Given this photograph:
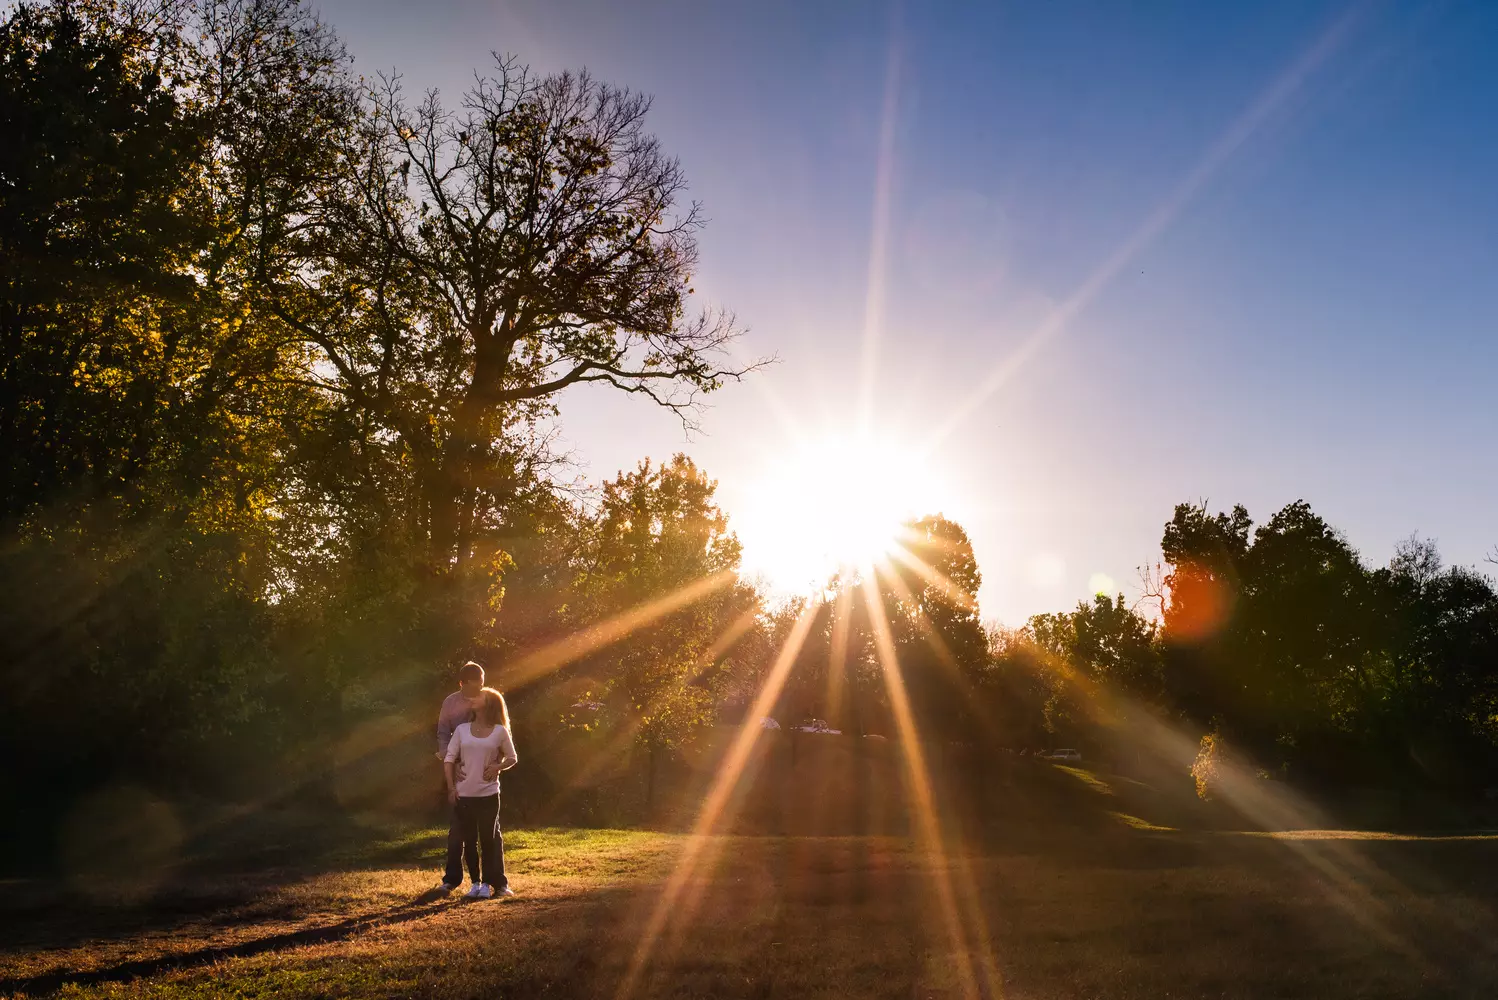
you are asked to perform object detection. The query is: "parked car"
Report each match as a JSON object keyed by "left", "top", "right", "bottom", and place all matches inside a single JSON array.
[
  {"left": 792, "top": 718, "right": 841, "bottom": 735},
  {"left": 1042, "top": 749, "right": 1082, "bottom": 761}
]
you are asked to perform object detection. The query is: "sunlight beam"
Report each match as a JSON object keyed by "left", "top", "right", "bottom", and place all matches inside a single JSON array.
[
  {"left": 856, "top": 0, "right": 904, "bottom": 431},
  {"left": 861, "top": 576, "right": 987, "bottom": 1000},
  {"left": 864, "top": 566, "right": 1007, "bottom": 995},
  {"left": 923, "top": 3, "right": 1363, "bottom": 453},
  {"left": 720, "top": 337, "right": 808, "bottom": 448},
  {"left": 495, "top": 571, "right": 737, "bottom": 692},
  {"left": 884, "top": 538, "right": 981, "bottom": 615},
  {"left": 1018, "top": 641, "right": 1442, "bottom": 973},
  {"left": 542, "top": 606, "right": 767, "bottom": 815},
  {"left": 615, "top": 601, "right": 821, "bottom": 1000},
  {"left": 874, "top": 555, "right": 1003, "bottom": 745},
  {"left": 825, "top": 582, "right": 854, "bottom": 730}
]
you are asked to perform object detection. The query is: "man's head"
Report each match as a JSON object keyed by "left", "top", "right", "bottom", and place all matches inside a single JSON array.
[{"left": 457, "top": 661, "right": 485, "bottom": 698}]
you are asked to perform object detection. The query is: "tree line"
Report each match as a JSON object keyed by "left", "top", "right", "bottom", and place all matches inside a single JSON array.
[
  {"left": 3, "top": 1, "right": 1494, "bottom": 820},
  {"left": 765, "top": 503, "right": 1498, "bottom": 798}
]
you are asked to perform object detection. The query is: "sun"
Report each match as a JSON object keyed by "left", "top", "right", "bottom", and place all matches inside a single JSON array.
[{"left": 735, "top": 427, "right": 952, "bottom": 593}]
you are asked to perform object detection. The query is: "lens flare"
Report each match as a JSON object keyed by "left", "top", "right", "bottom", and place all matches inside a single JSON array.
[
  {"left": 861, "top": 575, "right": 987, "bottom": 1000},
  {"left": 615, "top": 602, "right": 821, "bottom": 1000}
]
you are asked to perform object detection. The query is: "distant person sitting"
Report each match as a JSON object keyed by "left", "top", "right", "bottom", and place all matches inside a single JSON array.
[
  {"left": 435, "top": 661, "right": 485, "bottom": 892},
  {"left": 443, "top": 687, "right": 518, "bottom": 898}
]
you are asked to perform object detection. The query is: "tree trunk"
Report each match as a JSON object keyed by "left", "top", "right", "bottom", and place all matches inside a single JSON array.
[{"left": 428, "top": 328, "right": 507, "bottom": 568}]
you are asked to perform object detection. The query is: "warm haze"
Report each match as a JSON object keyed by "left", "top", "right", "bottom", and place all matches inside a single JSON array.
[{"left": 4, "top": 1, "right": 1498, "bottom": 998}]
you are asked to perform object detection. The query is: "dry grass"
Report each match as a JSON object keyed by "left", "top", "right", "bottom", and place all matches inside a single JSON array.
[{"left": 6, "top": 759, "right": 1498, "bottom": 998}]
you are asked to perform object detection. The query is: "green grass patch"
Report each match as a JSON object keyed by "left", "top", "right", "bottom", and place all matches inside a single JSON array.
[
  {"left": 1052, "top": 764, "right": 1115, "bottom": 796},
  {"left": 504, "top": 826, "right": 681, "bottom": 879},
  {"left": 1107, "top": 810, "right": 1176, "bottom": 832}
]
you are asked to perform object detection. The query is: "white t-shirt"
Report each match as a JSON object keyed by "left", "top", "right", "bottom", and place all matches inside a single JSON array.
[{"left": 445, "top": 722, "right": 518, "bottom": 797}]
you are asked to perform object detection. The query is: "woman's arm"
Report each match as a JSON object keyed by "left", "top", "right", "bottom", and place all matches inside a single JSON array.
[
  {"left": 482, "top": 728, "right": 518, "bottom": 782},
  {"left": 445, "top": 731, "right": 467, "bottom": 783},
  {"left": 496, "top": 726, "right": 518, "bottom": 772}
]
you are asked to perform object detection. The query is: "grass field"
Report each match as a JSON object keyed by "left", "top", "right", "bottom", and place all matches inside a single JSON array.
[{"left": 5, "top": 754, "right": 1498, "bottom": 998}]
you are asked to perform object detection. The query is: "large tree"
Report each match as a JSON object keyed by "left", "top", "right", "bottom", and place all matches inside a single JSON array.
[
  {"left": 0, "top": 0, "right": 356, "bottom": 788},
  {"left": 277, "top": 61, "right": 764, "bottom": 577}
]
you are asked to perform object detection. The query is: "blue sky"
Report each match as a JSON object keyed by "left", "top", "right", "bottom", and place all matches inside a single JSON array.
[{"left": 316, "top": 0, "right": 1498, "bottom": 623}]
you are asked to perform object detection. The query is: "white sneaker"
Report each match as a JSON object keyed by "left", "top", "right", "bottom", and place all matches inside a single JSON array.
[
  {"left": 436, "top": 881, "right": 459, "bottom": 894},
  {"left": 495, "top": 884, "right": 515, "bottom": 898},
  {"left": 466, "top": 883, "right": 493, "bottom": 899}
]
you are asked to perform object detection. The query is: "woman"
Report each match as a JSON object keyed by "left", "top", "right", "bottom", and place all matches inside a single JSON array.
[{"left": 442, "top": 687, "right": 518, "bottom": 898}]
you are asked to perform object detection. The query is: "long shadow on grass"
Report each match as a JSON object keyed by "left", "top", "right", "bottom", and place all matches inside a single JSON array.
[
  {"left": 0, "top": 888, "right": 484, "bottom": 996},
  {"left": 0, "top": 819, "right": 450, "bottom": 958}
]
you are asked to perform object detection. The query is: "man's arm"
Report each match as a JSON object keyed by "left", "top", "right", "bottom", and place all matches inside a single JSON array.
[{"left": 436, "top": 696, "right": 455, "bottom": 760}]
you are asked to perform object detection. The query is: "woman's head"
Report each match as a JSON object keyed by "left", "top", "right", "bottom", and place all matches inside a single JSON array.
[{"left": 476, "top": 687, "right": 510, "bottom": 729}]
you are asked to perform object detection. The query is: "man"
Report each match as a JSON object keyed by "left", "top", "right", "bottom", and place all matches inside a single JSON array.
[{"left": 436, "top": 661, "right": 485, "bottom": 892}]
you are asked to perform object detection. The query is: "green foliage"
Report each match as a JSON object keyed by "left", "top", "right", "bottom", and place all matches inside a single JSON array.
[
  {"left": 1189, "top": 728, "right": 1225, "bottom": 801},
  {"left": 567, "top": 455, "right": 765, "bottom": 753},
  {"left": 1158, "top": 500, "right": 1498, "bottom": 785},
  {"left": 883, "top": 515, "right": 990, "bottom": 739},
  {"left": 1024, "top": 593, "right": 1163, "bottom": 741},
  {"left": 0, "top": 0, "right": 337, "bottom": 791}
]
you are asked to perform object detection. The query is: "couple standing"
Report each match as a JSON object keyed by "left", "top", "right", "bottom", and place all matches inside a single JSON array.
[{"left": 435, "top": 661, "right": 517, "bottom": 899}]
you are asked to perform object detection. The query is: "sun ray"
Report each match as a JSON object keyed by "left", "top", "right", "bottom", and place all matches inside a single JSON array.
[
  {"left": 494, "top": 570, "right": 737, "bottom": 692},
  {"left": 867, "top": 560, "right": 1008, "bottom": 995},
  {"left": 1018, "top": 640, "right": 1443, "bottom": 973},
  {"left": 720, "top": 337, "right": 808, "bottom": 449},
  {"left": 542, "top": 606, "right": 767, "bottom": 815},
  {"left": 874, "top": 554, "right": 1002, "bottom": 744},
  {"left": 824, "top": 581, "right": 854, "bottom": 729},
  {"left": 884, "top": 537, "right": 981, "bottom": 615},
  {"left": 860, "top": 575, "right": 985, "bottom": 1000},
  {"left": 856, "top": 0, "right": 904, "bottom": 432},
  {"left": 615, "top": 601, "right": 821, "bottom": 1000},
  {"left": 1119, "top": 707, "right": 1435, "bottom": 968},
  {"left": 922, "top": 4, "right": 1362, "bottom": 454}
]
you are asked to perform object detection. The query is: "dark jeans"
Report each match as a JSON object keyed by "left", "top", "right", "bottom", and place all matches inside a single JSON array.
[
  {"left": 444, "top": 796, "right": 464, "bottom": 886},
  {"left": 448, "top": 794, "right": 506, "bottom": 887}
]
